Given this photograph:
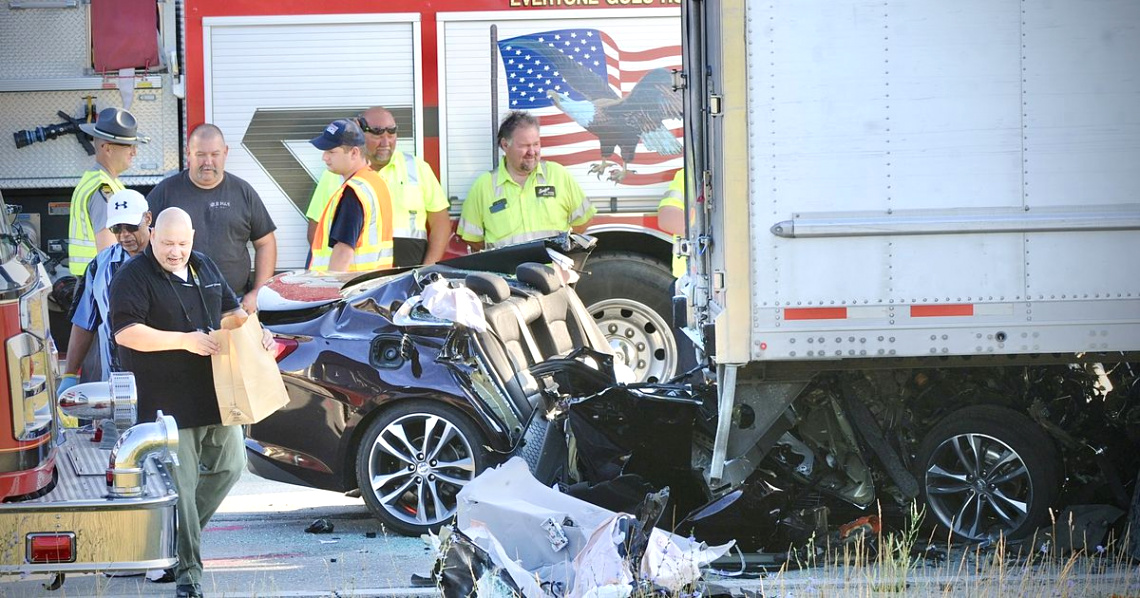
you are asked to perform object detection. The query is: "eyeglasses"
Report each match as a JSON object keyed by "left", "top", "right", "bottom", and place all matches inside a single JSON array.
[
  {"left": 110, "top": 223, "right": 140, "bottom": 234},
  {"left": 360, "top": 123, "right": 398, "bottom": 136}
]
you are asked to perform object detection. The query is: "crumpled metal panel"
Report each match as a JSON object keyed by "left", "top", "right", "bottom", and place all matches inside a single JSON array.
[
  {"left": 0, "top": 4, "right": 90, "bottom": 80},
  {"left": 0, "top": 89, "right": 179, "bottom": 188}
]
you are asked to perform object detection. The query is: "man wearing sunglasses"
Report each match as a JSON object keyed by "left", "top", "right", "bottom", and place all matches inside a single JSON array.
[
  {"left": 68, "top": 107, "right": 146, "bottom": 276},
  {"left": 305, "top": 106, "right": 450, "bottom": 267},
  {"left": 58, "top": 189, "right": 152, "bottom": 395}
]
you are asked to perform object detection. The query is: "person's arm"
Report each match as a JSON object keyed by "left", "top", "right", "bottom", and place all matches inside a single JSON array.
[
  {"left": 244, "top": 231, "right": 277, "bottom": 313},
  {"left": 571, "top": 222, "right": 591, "bottom": 234},
  {"left": 328, "top": 243, "right": 355, "bottom": 272},
  {"left": 423, "top": 209, "right": 451, "bottom": 265},
  {"left": 307, "top": 219, "right": 319, "bottom": 246},
  {"left": 466, "top": 240, "right": 485, "bottom": 252},
  {"left": 95, "top": 228, "right": 116, "bottom": 251},
  {"left": 62, "top": 325, "right": 95, "bottom": 376},
  {"left": 657, "top": 205, "right": 685, "bottom": 236},
  {"left": 457, "top": 176, "right": 487, "bottom": 252},
  {"left": 563, "top": 168, "right": 595, "bottom": 234},
  {"left": 116, "top": 323, "right": 220, "bottom": 356}
]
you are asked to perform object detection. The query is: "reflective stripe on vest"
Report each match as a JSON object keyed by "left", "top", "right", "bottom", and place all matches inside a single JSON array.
[
  {"left": 309, "top": 168, "right": 394, "bottom": 272},
  {"left": 386, "top": 152, "right": 428, "bottom": 240},
  {"left": 484, "top": 164, "right": 560, "bottom": 249},
  {"left": 68, "top": 169, "right": 124, "bottom": 275}
]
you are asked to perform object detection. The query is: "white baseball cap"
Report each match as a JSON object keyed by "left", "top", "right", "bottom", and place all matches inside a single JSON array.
[{"left": 106, "top": 189, "right": 149, "bottom": 228}]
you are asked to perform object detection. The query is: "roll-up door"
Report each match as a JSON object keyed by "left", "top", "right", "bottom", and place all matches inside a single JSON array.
[{"left": 204, "top": 15, "right": 420, "bottom": 269}]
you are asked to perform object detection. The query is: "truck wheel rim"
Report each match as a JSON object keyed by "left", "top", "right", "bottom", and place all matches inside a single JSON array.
[
  {"left": 365, "top": 412, "right": 476, "bottom": 527},
  {"left": 588, "top": 298, "right": 677, "bottom": 383},
  {"left": 924, "top": 432, "right": 1032, "bottom": 541}
]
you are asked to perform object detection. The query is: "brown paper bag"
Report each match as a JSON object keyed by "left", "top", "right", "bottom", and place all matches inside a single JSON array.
[{"left": 210, "top": 312, "right": 289, "bottom": 425}]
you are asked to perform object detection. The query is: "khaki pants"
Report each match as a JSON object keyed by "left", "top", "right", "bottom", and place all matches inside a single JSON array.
[{"left": 171, "top": 424, "right": 246, "bottom": 585}]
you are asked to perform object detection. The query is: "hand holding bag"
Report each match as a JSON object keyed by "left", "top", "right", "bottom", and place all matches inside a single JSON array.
[{"left": 209, "top": 312, "right": 289, "bottom": 425}]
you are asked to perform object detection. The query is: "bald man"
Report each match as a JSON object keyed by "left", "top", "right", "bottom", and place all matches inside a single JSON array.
[{"left": 109, "top": 207, "right": 272, "bottom": 598}]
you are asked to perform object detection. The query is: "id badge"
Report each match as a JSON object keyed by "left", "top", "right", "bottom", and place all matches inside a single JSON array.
[
  {"left": 535, "top": 185, "right": 556, "bottom": 198},
  {"left": 490, "top": 198, "right": 508, "bottom": 213}
]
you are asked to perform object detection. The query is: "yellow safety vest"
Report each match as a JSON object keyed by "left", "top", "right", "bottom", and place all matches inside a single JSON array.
[
  {"left": 381, "top": 150, "right": 429, "bottom": 240},
  {"left": 458, "top": 160, "right": 593, "bottom": 249},
  {"left": 309, "top": 168, "right": 394, "bottom": 272},
  {"left": 658, "top": 169, "right": 686, "bottom": 278},
  {"left": 69, "top": 168, "right": 124, "bottom": 275}
]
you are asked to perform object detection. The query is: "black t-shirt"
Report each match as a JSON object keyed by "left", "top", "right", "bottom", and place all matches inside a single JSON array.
[
  {"left": 109, "top": 246, "right": 239, "bottom": 429},
  {"left": 147, "top": 171, "right": 276, "bottom": 294},
  {"left": 328, "top": 186, "right": 365, "bottom": 249}
]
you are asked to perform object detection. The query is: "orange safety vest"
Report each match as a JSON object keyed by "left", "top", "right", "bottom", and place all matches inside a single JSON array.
[{"left": 309, "top": 168, "right": 394, "bottom": 272}]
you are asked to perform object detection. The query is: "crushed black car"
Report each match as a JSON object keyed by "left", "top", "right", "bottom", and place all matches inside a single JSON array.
[{"left": 247, "top": 235, "right": 1140, "bottom": 553}]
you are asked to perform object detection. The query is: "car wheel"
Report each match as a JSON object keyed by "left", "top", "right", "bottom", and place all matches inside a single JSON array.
[
  {"left": 575, "top": 251, "right": 683, "bottom": 383},
  {"left": 355, "top": 401, "right": 491, "bottom": 536},
  {"left": 915, "top": 405, "right": 1060, "bottom": 542}
]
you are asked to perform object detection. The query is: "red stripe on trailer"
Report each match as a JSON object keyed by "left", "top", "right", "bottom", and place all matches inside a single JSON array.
[
  {"left": 910, "top": 304, "right": 974, "bottom": 317},
  {"left": 784, "top": 307, "right": 848, "bottom": 320}
]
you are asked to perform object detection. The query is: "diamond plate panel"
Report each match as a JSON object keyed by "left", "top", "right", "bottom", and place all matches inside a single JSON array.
[
  {"left": 0, "top": 88, "right": 180, "bottom": 188},
  {"left": 0, "top": 3, "right": 90, "bottom": 80}
]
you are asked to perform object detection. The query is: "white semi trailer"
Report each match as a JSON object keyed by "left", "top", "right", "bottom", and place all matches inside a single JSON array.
[{"left": 679, "top": 0, "right": 1140, "bottom": 543}]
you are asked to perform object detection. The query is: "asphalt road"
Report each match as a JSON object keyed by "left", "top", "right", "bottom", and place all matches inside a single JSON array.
[{"left": 1, "top": 470, "right": 439, "bottom": 598}]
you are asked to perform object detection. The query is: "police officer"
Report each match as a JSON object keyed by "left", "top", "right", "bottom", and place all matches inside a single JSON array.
[
  {"left": 308, "top": 119, "right": 395, "bottom": 272},
  {"left": 458, "top": 111, "right": 594, "bottom": 250},
  {"left": 69, "top": 107, "right": 145, "bottom": 275},
  {"left": 306, "top": 107, "right": 450, "bottom": 266},
  {"left": 657, "top": 168, "right": 686, "bottom": 278}
]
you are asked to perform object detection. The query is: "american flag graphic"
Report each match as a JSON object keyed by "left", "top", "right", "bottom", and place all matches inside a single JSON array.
[{"left": 498, "top": 29, "right": 682, "bottom": 186}]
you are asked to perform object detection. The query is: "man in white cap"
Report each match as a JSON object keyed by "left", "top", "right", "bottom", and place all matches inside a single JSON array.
[
  {"left": 58, "top": 189, "right": 152, "bottom": 394},
  {"left": 69, "top": 107, "right": 146, "bottom": 276}
]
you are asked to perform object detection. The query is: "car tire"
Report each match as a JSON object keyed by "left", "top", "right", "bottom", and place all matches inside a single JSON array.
[
  {"left": 915, "top": 405, "right": 1060, "bottom": 542},
  {"left": 575, "top": 251, "right": 689, "bottom": 383},
  {"left": 355, "top": 401, "right": 491, "bottom": 536}
]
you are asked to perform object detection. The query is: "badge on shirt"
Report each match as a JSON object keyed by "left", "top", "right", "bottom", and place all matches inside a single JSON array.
[
  {"left": 490, "top": 198, "right": 508, "bottom": 213},
  {"left": 99, "top": 184, "right": 114, "bottom": 197},
  {"left": 535, "top": 185, "right": 556, "bottom": 198}
]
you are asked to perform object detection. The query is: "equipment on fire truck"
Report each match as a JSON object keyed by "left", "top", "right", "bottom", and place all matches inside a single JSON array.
[{"left": 12, "top": 98, "right": 98, "bottom": 156}]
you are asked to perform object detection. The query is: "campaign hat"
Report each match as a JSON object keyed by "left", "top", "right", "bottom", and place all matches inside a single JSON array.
[{"left": 79, "top": 107, "right": 147, "bottom": 145}]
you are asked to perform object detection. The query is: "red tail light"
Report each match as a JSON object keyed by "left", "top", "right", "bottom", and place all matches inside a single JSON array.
[
  {"left": 273, "top": 338, "right": 299, "bottom": 362},
  {"left": 27, "top": 533, "right": 75, "bottom": 564}
]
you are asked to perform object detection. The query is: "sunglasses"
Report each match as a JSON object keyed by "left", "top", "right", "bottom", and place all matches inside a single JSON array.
[
  {"left": 109, "top": 223, "right": 140, "bottom": 234},
  {"left": 359, "top": 122, "right": 398, "bottom": 136}
]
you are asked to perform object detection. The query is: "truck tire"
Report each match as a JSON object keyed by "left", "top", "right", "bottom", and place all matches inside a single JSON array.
[
  {"left": 355, "top": 401, "right": 491, "bottom": 536},
  {"left": 915, "top": 405, "right": 1060, "bottom": 542},
  {"left": 575, "top": 251, "right": 686, "bottom": 383}
]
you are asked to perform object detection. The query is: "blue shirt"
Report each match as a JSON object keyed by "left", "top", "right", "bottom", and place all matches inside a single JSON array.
[{"left": 70, "top": 244, "right": 134, "bottom": 377}]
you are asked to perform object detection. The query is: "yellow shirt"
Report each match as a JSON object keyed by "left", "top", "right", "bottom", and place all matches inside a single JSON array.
[{"left": 458, "top": 160, "right": 594, "bottom": 248}]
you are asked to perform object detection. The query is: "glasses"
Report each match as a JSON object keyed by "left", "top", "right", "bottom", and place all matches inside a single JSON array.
[
  {"left": 110, "top": 223, "right": 140, "bottom": 234},
  {"left": 359, "top": 122, "right": 398, "bottom": 136}
]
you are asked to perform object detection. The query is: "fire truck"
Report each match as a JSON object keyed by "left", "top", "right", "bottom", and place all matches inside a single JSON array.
[{"left": 0, "top": 0, "right": 687, "bottom": 385}]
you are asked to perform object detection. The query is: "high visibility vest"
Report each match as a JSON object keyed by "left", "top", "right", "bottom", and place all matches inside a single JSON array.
[
  {"left": 309, "top": 168, "right": 394, "bottom": 272},
  {"left": 658, "top": 169, "right": 686, "bottom": 278},
  {"left": 380, "top": 150, "right": 427, "bottom": 240},
  {"left": 69, "top": 169, "right": 124, "bottom": 275}
]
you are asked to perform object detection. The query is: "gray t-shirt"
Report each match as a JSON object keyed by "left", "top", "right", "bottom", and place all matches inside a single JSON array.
[{"left": 146, "top": 171, "right": 276, "bottom": 293}]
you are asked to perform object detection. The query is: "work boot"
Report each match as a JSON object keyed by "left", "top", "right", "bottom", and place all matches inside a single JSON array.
[{"left": 175, "top": 582, "right": 203, "bottom": 597}]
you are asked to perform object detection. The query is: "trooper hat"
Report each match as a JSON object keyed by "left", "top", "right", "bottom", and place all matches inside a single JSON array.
[
  {"left": 80, "top": 107, "right": 147, "bottom": 145},
  {"left": 106, "top": 189, "right": 149, "bottom": 228},
  {"left": 310, "top": 119, "right": 366, "bottom": 150}
]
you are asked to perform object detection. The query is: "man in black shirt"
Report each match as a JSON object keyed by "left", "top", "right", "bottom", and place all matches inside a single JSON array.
[
  {"left": 147, "top": 123, "right": 277, "bottom": 314},
  {"left": 110, "top": 207, "right": 273, "bottom": 598}
]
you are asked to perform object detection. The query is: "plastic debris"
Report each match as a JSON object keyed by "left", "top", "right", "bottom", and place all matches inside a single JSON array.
[{"left": 305, "top": 518, "right": 334, "bottom": 534}]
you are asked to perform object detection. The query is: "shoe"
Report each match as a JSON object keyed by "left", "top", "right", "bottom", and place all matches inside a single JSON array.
[
  {"left": 148, "top": 568, "right": 177, "bottom": 583},
  {"left": 176, "top": 583, "right": 204, "bottom": 598}
]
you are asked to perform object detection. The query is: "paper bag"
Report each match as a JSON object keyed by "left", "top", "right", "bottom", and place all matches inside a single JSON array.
[{"left": 210, "top": 312, "right": 289, "bottom": 425}]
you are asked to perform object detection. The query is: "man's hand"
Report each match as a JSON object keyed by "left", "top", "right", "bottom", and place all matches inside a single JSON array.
[
  {"left": 261, "top": 328, "right": 275, "bottom": 352},
  {"left": 181, "top": 331, "right": 220, "bottom": 356},
  {"left": 241, "top": 287, "right": 260, "bottom": 315}
]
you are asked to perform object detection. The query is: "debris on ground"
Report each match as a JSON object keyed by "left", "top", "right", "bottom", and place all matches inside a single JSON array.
[
  {"left": 305, "top": 518, "right": 335, "bottom": 534},
  {"left": 431, "top": 458, "right": 734, "bottom": 598}
]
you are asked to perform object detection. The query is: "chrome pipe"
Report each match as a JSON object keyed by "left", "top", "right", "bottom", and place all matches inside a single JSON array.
[
  {"left": 58, "top": 372, "right": 137, "bottom": 429},
  {"left": 107, "top": 411, "right": 179, "bottom": 498}
]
